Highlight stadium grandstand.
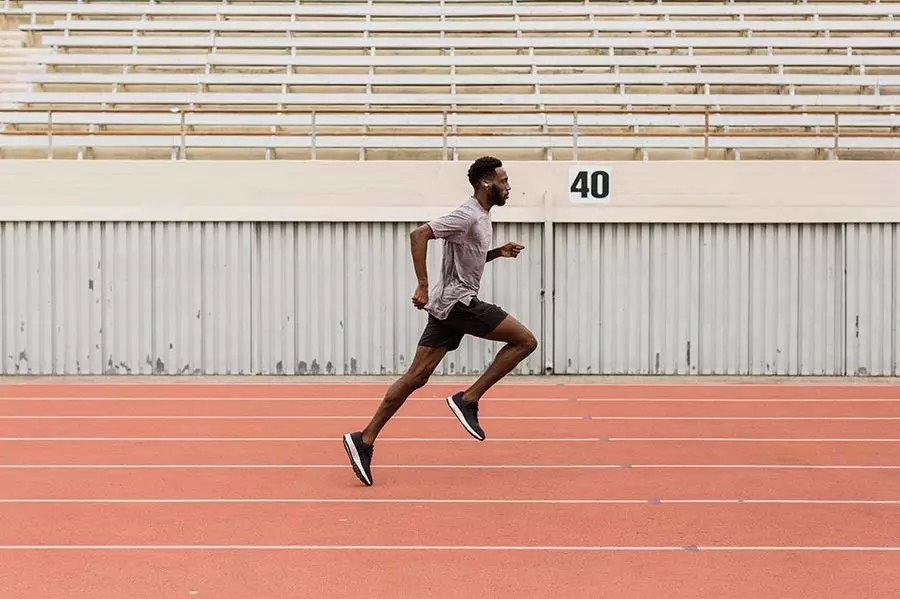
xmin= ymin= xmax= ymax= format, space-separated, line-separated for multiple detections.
xmin=2 ymin=0 xmax=900 ymax=161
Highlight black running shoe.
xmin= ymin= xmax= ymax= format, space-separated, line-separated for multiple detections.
xmin=447 ymin=391 xmax=485 ymax=441
xmin=342 ymin=431 xmax=374 ymax=486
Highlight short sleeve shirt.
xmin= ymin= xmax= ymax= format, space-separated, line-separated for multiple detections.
xmin=425 ymin=197 xmax=493 ymax=320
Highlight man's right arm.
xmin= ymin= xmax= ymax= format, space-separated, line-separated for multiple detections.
xmin=410 ymin=224 xmax=434 ymax=290
xmin=411 ymin=207 xmax=473 ymax=309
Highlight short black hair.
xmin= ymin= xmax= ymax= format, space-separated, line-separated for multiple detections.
xmin=467 ymin=156 xmax=503 ymax=188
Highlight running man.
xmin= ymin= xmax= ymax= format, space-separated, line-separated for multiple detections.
xmin=342 ymin=156 xmax=538 ymax=486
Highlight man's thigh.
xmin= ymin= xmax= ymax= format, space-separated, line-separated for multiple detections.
xmin=418 ymin=313 xmax=465 ymax=351
xmin=445 ymin=298 xmax=509 ymax=341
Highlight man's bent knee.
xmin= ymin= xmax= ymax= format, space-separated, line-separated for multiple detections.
xmin=521 ymin=332 xmax=538 ymax=355
xmin=514 ymin=330 xmax=537 ymax=356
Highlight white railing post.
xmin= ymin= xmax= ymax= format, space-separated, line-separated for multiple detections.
xmin=310 ymin=110 xmax=317 ymax=160
xmin=47 ymin=110 xmax=54 ymax=160
xmin=572 ymin=111 xmax=579 ymax=161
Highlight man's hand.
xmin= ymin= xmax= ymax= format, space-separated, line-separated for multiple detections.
xmin=488 ymin=242 xmax=525 ymax=262
xmin=499 ymin=241 xmax=525 ymax=258
xmin=412 ymin=283 xmax=429 ymax=310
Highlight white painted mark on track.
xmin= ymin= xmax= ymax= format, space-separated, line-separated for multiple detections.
xmin=0 ymin=498 xmax=896 ymax=505
xmin=0 ymin=544 xmax=897 ymax=552
xmin=0 ymin=464 xmax=897 ymax=470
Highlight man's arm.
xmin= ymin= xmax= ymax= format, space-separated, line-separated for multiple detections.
xmin=486 ymin=242 xmax=525 ymax=263
xmin=410 ymin=207 xmax=473 ymax=310
xmin=410 ymin=224 xmax=435 ymax=288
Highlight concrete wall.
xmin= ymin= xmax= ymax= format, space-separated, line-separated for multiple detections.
xmin=1 ymin=160 xmax=898 ymax=223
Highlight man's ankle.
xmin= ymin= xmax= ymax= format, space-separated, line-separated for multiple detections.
xmin=461 ymin=391 xmax=480 ymax=404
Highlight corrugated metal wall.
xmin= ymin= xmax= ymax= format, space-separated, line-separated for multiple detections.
xmin=845 ymin=224 xmax=896 ymax=376
xmin=553 ymin=223 xmax=894 ymax=376
xmin=0 ymin=222 xmax=896 ymax=375
xmin=252 ymin=221 xmax=543 ymax=376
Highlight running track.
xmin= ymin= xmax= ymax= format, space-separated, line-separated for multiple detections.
xmin=1 ymin=380 xmax=898 ymax=598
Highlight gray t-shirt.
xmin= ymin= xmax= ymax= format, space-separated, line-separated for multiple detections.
xmin=425 ymin=197 xmax=493 ymax=320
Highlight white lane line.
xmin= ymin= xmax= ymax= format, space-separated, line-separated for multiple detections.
xmin=0 ymin=544 xmax=897 ymax=552
xmin=0 ymin=464 xmax=896 ymax=470
xmin=0 ymin=436 xmax=895 ymax=442
xmin=593 ymin=417 xmax=900 ymax=421
xmin=0 ymin=397 xmax=569 ymax=402
xmin=577 ymin=399 xmax=900 ymax=403
xmin=0 ymin=416 xmax=896 ymax=421
xmin=0 ymin=437 xmax=598 ymax=442
xmin=0 ymin=416 xmax=581 ymax=421
xmin=0 ymin=545 xmax=688 ymax=551
xmin=608 ymin=437 xmax=900 ymax=442
xmin=2 ymin=397 xmax=899 ymax=403
xmin=700 ymin=546 xmax=900 ymax=552
xmin=0 ymin=498 xmax=896 ymax=505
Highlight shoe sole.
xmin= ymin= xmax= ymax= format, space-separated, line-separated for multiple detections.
xmin=446 ymin=395 xmax=485 ymax=441
xmin=342 ymin=433 xmax=372 ymax=486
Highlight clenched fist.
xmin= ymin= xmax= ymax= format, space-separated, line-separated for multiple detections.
xmin=412 ymin=283 xmax=429 ymax=310
xmin=499 ymin=242 xmax=525 ymax=258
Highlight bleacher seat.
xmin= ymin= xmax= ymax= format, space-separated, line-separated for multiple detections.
xmin=2 ymin=0 xmax=900 ymax=160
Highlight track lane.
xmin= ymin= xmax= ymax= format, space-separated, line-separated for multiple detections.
xmin=0 ymin=467 xmax=897 ymax=500
xmin=0 ymin=503 xmax=897 ymax=547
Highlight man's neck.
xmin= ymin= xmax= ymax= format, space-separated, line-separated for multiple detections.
xmin=473 ymin=194 xmax=492 ymax=212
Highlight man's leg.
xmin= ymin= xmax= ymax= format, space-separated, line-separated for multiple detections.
xmin=343 ymin=313 xmax=458 ymax=486
xmin=361 ymin=344 xmax=448 ymax=445
xmin=343 ymin=345 xmax=446 ymax=486
xmin=446 ymin=310 xmax=537 ymax=441
xmin=462 ymin=315 xmax=537 ymax=403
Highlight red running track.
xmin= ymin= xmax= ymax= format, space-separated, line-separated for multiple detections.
xmin=0 ymin=381 xmax=899 ymax=599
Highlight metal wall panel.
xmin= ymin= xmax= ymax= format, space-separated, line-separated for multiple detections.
xmin=0 ymin=223 xmax=54 ymax=374
xmin=53 ymin=222 xmax=103 ymax=374
xmin=698 ymin=224 xmax=750 ymax=375
xmin=101 ymin=222 xmax=154 ymax=374
xmin=0 ymin=221 xmax=896 ymax=376
xmin=749 ymin=224 xmax=801 ymax=375
xmin=199 ymin=223 xmax=254 ymax=374
xmin=600 ymin=224 xmax=652 ymax=374
xmin=846 ymin=224 xmax=895 ymax=376
xmin=555 ymin=223 xmax=855 ymax=376
xmin=250 ymin=221 xmax=544 ymax=376
xmin=294 ymin=222 xmax=346 ymax=375
xmin=253 ymin=222 xmax=296 ymax=375
xmin=894 ymin=224 xmax=900 ymax=376
xmin=650 ymin=224 xmax=699 ymax=375
xmin=343 ymin=221 xmax=408 ymax=375
xmin=153 ymin=223 xmax=203 ymax=375
xmin=554 ymin=223 xmax=652 ymax=374
xmin=553 ymin=223 xmax=603 ymax=374
xmin=798 ymin=224 xmax=844 ymax=375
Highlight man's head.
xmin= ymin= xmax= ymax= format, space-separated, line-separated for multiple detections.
xmin=468 ymin=156 xmax=510 ymax=207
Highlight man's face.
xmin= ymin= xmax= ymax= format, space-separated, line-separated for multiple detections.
xmin=486 ymin=167 xmax=511 ymax=206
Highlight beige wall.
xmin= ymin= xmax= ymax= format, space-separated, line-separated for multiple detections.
xmin=0 ymin=160 xmax=898 ymax=223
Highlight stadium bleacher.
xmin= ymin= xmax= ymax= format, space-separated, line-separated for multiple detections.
xmin=1 ymin=0 xmax=900 ymax=160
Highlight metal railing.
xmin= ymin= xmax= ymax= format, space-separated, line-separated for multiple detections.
xmin=2 ymin=106 xmax=899 ymax=160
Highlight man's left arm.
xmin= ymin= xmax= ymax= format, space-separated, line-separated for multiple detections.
xmin=487 ymin=242 xmax=525 ymax=262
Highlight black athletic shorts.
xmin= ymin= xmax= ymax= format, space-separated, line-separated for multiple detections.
xmin=418 ymin=297 xmax=508 ymax=351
